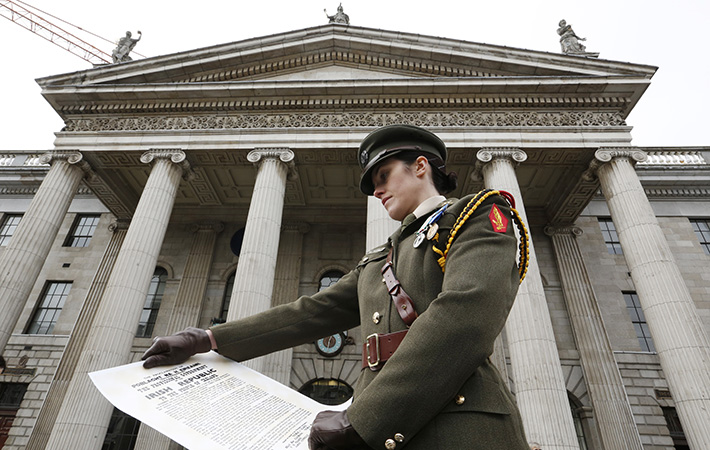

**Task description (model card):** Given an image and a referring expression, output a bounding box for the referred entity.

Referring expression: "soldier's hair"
[394,151,458,194]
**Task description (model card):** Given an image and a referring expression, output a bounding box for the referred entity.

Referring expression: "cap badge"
[359,147,370,167]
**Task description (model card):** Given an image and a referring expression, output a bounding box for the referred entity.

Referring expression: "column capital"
[140,149,194,181]
[472,148,527,181]
[282,222,311,234]
[583,147,647,181]
[544,225,583,237]
[187,221,224,233]
[108,219,131,232]
[248,148,297,180]
[40,150,94,180]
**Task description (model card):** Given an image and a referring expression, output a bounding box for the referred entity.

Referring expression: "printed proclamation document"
[89,352,348,450]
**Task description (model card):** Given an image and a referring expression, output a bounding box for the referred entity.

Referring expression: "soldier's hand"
[141,327,212,369]
[309,410,370,450]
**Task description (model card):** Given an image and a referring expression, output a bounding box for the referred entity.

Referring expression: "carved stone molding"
[57,96,630,115]
[62,111,627,132]
[583,148,647,181]
[248,148,297,180]
[140,149,195,181]
[544,225,583,237]
[187,221,225,233]
[179,49,499,83]
[471,148,527,181]
[39,151,95,180]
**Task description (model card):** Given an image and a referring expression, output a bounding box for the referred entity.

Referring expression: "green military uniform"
[211,191,529,450]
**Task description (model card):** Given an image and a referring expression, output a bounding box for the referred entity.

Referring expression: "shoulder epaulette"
[431,189,530,282]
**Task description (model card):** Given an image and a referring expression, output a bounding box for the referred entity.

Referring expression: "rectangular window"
[598,218,622,254]
[64,214,100,247]
[690,219,710,255]
[136,268,167,338]
[0,214,22,246]
[623,292,655,352]
[25,282,72,335]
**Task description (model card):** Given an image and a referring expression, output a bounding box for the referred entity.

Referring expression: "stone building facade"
[1,24,709,450]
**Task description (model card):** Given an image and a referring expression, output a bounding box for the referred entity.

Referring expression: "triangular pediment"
[37,24,657,119]
[39,24,656,87]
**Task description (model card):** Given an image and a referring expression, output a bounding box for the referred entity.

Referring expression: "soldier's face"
[372,157,431,221]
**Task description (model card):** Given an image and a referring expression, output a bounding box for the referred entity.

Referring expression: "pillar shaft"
[366,196,398,250]
[260,223,309,385]
[134,221,221,450]
[547,226,643,449]
[227,149,294,375]
[0,152,89,350]
[592,149,710,449]
[476,149,579,450]
[46,150,190,450]
[24,222,128,450]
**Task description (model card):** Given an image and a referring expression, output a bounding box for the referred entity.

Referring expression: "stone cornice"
[56,96,631,115]
[62,111,626,132]
[179,49,502,83]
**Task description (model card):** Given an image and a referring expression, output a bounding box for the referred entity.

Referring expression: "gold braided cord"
[435,190,530,283]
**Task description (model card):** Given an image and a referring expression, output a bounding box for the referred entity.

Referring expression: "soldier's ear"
[414,156,429,177]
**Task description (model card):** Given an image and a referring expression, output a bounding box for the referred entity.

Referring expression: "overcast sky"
[1,0,708,151]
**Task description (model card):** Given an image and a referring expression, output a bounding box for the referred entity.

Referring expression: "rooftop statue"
[557,20,598,57]
[324,3,349,25]
[112,30,142,63]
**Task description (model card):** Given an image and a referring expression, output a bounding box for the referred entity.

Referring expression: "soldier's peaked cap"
[358,124,448,195]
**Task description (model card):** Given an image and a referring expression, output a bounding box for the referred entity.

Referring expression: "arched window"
[136,267,167,338]
[319,270,344,292]
[299,378,353,406]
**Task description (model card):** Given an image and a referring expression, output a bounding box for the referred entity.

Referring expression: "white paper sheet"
[89,352,349,450]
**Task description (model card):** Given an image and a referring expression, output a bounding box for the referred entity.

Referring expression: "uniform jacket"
[211,192,529,450]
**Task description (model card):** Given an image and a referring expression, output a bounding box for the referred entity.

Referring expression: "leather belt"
[382,248,418,326]
[362,330,408,370]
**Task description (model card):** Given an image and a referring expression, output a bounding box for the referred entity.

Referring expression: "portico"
[1,23,708,450]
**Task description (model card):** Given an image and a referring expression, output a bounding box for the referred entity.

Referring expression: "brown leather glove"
[141,327,211,369]
[308,410,370,450]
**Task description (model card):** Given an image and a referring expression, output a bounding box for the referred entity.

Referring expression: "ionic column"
[366,196,398,250]
[475,149,579,450]
[0,151,91,351]
[46,149,192,450]
[25,220,129,450]
[134,221,222,450]
[227,149,295,375]
[587,148,710,449]
[545,225,643,449]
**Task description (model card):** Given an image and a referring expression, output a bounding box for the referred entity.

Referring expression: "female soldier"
[143,124,530,450]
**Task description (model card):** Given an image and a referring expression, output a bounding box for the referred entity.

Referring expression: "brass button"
[385,439,397,450]
[455,395,465,405]
[394,433,404,443]
[373,311,382,324]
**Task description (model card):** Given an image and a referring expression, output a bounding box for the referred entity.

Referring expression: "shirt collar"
[412,195,447,219]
